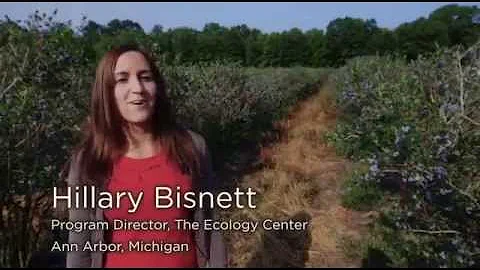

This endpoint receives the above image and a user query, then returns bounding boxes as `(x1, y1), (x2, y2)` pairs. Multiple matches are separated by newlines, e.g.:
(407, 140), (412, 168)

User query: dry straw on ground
(224, 80), (373, 267)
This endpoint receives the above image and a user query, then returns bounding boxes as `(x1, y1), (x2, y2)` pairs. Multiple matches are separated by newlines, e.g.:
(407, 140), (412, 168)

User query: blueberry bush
(164, 63), (326, 163)
(328, 42), (480, 267)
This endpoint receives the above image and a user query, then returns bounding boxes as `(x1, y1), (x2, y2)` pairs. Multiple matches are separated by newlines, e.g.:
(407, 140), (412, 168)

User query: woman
(64, 44), (228, 268)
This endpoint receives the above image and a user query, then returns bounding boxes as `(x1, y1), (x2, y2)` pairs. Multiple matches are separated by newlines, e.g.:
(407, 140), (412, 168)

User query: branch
(409, 229), (460, 235)
(344, 134), (360, 140)
(8, 43), (18, 59)
(21, 48), (30, 73)
(460, 39), (480, 60)
(0, 77), (19, 99)
(14, 124), (46, 148)
(460, 114), (480, 126)
(456, 51), (465, 116)
(447, 113), (480, 127)
(447, 180), (480, 207)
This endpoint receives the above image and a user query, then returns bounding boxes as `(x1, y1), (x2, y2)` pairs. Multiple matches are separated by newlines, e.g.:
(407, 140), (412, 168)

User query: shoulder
(65, 148), (85, 186)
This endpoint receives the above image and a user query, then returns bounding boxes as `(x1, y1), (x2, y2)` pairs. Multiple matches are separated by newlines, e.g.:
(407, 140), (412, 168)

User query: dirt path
(225, 81), (373, 267)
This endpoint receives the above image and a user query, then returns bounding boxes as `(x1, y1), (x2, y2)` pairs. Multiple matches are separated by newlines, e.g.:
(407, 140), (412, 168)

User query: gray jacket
(65, 130), (228, 268)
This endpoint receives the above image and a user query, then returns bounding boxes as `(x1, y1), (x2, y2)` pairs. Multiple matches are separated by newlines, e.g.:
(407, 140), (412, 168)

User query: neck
(124, 122), (161, 158)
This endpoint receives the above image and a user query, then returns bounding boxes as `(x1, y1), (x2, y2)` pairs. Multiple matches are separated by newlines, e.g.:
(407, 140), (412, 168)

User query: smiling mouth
(129, 100), (147, 105)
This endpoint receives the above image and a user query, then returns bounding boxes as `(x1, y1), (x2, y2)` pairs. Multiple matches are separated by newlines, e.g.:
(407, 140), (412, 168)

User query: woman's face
(113, 51), (157, 125)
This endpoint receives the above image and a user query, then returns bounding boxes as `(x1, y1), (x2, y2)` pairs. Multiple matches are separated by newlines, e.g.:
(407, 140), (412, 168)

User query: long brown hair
(69, 44), (201, 188)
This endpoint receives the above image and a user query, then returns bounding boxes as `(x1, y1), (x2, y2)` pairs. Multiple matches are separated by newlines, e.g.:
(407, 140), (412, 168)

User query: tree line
(1, 4), (480, 67)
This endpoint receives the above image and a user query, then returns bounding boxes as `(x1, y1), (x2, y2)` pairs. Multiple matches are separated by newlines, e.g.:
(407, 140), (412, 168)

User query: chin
(125, 114), (153, 125)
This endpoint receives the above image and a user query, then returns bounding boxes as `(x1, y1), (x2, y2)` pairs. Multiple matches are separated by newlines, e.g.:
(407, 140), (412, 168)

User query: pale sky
(0, 2), (478, 33)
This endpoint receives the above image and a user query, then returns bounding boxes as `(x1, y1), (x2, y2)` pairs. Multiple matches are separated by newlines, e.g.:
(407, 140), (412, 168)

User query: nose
(131, 77), (145, 94)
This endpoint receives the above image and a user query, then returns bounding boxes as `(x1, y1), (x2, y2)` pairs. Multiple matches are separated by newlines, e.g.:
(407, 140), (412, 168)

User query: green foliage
(325, 17), (381, 67)
(341, 166), (384, 211)
(3, 3), (473, 69)
(0, 13), (92, 196)
(0, 11), (93, 267)
(395, 18), (450, 60)
(330, 41), (480, 267)
(429, 4), (480, 46)
(163, 62), (326, 165)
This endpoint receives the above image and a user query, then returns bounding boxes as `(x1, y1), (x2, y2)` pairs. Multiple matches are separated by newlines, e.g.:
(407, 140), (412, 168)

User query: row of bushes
(164, 63), (327, 166)
(328, 42), (480, 267)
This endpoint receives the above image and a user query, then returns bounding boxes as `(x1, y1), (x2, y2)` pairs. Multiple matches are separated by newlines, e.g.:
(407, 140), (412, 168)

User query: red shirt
(103, 151), (198, 268)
